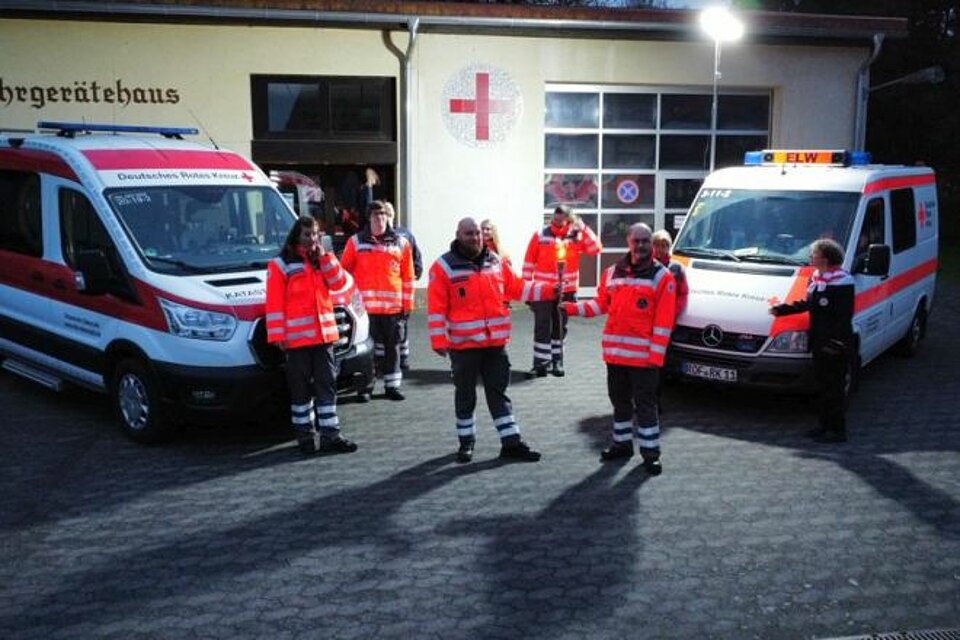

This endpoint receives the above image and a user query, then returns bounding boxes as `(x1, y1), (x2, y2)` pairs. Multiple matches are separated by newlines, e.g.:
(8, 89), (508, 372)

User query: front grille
(671, 324), (767, 354)
(248, 304), (353, 369)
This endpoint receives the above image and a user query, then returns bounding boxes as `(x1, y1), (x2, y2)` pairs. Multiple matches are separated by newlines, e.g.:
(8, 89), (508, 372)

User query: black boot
(550, 361), (565, 377)
(456, 439), (475, 464)
(296, 431), (320, 455)
(526, 365), (548, 379)
(600, 442), (634, 462)
(385, 388), (406, 401)
(642, 457), (663, 476)
(318, 435), (358, 454)
(499, 439), (541, 462)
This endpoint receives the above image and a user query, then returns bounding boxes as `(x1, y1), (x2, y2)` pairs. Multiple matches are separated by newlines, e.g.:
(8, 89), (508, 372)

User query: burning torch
(554, 242), (567, 360)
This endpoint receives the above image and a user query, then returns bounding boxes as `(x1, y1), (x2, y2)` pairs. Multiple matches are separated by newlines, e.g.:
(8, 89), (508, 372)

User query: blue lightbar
(744, 149), (872, 167)
(38, 121), (199, 138)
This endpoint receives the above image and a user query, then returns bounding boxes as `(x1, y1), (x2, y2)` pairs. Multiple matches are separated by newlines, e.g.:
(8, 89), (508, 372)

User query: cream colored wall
(413, 33), (866, 271)
(1, 19), (866, 282)
(0, 18), (396, 153)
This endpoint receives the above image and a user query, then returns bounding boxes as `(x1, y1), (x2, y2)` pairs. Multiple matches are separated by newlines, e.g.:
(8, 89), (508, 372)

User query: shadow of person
(0, 455), (510, 631)
(437, 463), (652, 638)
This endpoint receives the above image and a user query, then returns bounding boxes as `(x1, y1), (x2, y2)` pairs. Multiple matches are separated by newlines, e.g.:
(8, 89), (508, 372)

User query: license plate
(681, 361), (738, 382)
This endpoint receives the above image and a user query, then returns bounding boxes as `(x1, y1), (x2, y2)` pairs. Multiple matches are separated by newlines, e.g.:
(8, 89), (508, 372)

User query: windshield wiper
(205, 259), (272, 273)
(737, 254), (808, 266)
(674, 247), (741, 262)
(145, 256), (212, 274)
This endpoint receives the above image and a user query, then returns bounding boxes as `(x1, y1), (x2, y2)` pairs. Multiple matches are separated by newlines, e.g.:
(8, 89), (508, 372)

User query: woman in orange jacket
(266, 216), (358, 456)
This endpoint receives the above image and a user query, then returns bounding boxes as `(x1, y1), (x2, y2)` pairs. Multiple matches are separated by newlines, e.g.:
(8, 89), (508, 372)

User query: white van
(0, 122), (373, 442)
(667, 150), (937, 394)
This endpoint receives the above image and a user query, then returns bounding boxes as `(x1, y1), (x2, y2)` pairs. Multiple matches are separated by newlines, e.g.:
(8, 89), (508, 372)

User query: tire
(895, 306), (926, 358)
(112, 358), (170, 443)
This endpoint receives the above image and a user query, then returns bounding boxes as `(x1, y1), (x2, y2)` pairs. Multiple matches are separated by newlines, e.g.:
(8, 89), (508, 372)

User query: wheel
(895, 306), (926, 357)
(112, 358), (170, 443)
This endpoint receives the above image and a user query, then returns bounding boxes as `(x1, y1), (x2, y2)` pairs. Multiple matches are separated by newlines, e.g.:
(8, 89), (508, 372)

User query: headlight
(766, 330), (808, 354)
(159, 298), (237, 341)
(350, 289), (366, 317)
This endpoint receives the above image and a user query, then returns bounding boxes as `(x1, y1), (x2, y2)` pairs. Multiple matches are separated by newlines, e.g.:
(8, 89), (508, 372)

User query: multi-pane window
(544, 86), (770, 290)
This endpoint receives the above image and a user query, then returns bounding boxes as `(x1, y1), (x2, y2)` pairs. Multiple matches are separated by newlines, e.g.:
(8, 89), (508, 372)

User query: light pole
(700, 6), (744, 171)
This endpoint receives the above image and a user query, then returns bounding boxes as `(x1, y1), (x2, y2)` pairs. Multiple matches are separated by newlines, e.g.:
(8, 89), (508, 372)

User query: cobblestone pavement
(1, 286), (958, 640)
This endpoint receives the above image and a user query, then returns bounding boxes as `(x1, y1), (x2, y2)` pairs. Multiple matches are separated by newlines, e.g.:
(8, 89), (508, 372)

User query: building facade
(0, 2), (905, 293)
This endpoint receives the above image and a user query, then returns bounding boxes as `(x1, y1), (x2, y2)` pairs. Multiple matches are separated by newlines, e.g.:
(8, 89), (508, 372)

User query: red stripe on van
(82, 149), (254, 172)
(863, 174), (935, 195)
(0, 148), (78, 182)
(769, 266), (815, 333)
(854, 258), (937, 313)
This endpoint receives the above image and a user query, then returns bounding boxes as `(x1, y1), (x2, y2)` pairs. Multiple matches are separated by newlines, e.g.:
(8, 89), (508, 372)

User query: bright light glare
(699, 6), (744, 43)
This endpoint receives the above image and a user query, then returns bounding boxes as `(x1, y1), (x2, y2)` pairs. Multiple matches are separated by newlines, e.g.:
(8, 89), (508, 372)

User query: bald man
(427, 217), (556, 463)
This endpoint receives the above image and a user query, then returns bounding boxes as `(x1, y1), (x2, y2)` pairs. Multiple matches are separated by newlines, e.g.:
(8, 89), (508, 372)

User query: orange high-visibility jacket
(562, 255), (676, 367)
(522, 222), (602, 294)
(428, 244), (554, 351)
(340, 229), (414, 315)
(265, 250), (349, 349)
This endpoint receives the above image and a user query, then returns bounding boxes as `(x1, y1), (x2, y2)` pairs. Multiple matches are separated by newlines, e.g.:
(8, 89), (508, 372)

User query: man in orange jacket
(266, 216), (358, 455)
(429, 217), (556, 463)
(523, 205), (601, 378)
(341, 201), (415, 401)
(561, 223), (676, 475)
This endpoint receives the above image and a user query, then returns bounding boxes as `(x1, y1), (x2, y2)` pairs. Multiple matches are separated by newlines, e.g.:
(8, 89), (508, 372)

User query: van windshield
(674, 189), (860, 266)
(106, 186), (296, 274)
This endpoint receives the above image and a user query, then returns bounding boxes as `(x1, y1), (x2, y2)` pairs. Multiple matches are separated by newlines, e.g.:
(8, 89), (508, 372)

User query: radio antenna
(188, 108), (219, 150)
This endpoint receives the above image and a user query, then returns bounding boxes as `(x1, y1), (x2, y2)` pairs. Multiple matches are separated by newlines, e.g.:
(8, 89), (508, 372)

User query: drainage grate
(824, 629), (960, 640)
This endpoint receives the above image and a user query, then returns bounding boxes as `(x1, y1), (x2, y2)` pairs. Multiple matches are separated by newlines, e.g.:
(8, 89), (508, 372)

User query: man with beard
(428, 217), (557, 463)
(561, 223), (676, 475)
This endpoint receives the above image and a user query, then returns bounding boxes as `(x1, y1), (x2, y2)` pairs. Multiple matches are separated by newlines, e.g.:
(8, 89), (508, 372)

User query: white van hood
(151, 271), (266, 311)
(679, 261), (810, 335)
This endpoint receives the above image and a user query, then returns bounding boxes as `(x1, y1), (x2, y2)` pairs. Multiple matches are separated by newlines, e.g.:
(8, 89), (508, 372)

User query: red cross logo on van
(918, 201), (927, 227)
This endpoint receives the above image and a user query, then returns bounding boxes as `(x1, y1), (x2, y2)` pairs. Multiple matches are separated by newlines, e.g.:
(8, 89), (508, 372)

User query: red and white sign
(442, 64), (522, 147)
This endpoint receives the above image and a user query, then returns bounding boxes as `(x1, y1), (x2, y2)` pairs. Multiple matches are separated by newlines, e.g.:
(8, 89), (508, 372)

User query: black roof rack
(37, 121), (199, 140)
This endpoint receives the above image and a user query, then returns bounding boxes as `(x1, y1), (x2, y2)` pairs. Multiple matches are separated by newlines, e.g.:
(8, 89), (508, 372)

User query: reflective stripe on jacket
(566, 255), (676, 367)
(340, 229), (415, 315)
(522, 223), (602, 293)
(265, 252), (348, 348)
(428, 244), (553, 351)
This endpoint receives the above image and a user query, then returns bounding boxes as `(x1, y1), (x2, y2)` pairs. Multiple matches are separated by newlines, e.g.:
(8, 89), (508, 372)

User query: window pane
(599, 213), (655, 248)
(716, 135), (767, 168)
(543, 174), (599, 209)
(660, 94), (711, 130)
(600, 251), (623, 273)
(331, 81), (382, 133)
(890, 188), (917, 254)
(545, 92), (599, 128)
(718, 95), (770, 130)
(578, 252), (598, 287)
(602, 135), (655, 169)
(665, 179), (703, 209)
(267, 82), (321, 132)
(601, 174), (654, 209)
(545, 134), (599, 169)
(0, 171), (42, 257)
(659, 135), (710, 170)
(603, 94), (656, 129)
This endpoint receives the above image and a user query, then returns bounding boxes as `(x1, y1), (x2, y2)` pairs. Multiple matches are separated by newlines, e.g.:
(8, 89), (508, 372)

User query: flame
(557, 244), (567, 262)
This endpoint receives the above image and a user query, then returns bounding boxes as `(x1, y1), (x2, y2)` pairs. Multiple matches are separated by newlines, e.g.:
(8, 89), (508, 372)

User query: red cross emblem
(918, 202), (927, 227)
(448, 73), (516, 141)
(443, 65), (522, 146)
(241, 172), (254, 183)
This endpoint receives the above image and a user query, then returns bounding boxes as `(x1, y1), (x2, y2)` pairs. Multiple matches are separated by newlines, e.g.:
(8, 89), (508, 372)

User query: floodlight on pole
(700, 6), (744, 171)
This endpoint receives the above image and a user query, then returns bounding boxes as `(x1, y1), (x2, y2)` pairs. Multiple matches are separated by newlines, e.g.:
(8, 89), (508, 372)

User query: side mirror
(75, 249), (112, 295)
(863, 244), (891, 277)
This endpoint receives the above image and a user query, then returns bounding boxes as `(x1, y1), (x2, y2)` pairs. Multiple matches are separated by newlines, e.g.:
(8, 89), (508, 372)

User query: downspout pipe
(383, 19), (418, 234)
(853, 33), (884, 152)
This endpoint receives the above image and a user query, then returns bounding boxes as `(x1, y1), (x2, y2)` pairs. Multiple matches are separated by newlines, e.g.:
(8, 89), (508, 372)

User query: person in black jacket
(770, 238), (855, 443)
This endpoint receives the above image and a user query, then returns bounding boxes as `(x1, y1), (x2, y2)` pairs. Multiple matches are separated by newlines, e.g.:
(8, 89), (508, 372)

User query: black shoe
(600, 442), (634, 462)
(499, 440), (541, 462)
(526, 366), (548, 379)
(812, 430), (847, 444)
(385, 388), (406, 401)
(642, 458), (663, 476)
(296, 432), (319, 455)
(318, 436), (358, 454)
(456, 441), (475, 464)
(355, 392), (371, 403)
(550, 362), (565, 377)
